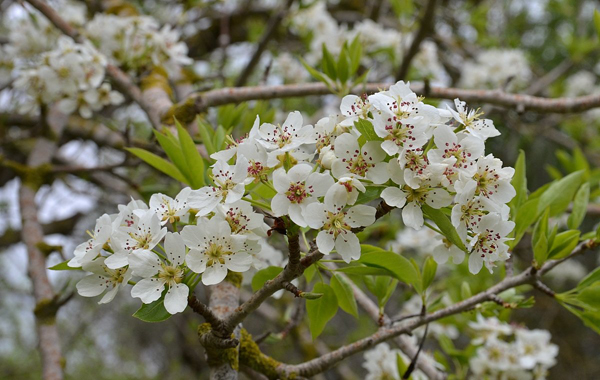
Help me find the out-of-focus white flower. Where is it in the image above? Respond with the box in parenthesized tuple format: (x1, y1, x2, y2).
(460, 49, 531, 90)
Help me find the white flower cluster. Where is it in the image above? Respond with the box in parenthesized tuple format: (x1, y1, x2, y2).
(337, 82, 516, 273)
(362, 343, 427, 380)
(70, 188, 269, 314)
(289, 2, 446, 83)
(85, 14, 192, 75)
(4, 1, 87, 58)
(71, 80, 516, 314)
(460, 49, 532, 90)
(13, 37, 124, 117)
(469, 315, 559, 379)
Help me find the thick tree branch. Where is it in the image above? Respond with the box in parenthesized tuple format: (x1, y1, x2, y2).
(172, 82, 600, 122)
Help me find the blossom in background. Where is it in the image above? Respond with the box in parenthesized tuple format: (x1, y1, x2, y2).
(468, 315, 558, 379)
(460, 49, 531, 90)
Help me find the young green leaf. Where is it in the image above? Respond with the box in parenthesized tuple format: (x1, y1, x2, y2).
(321, 44, 337, 80)
(422, 204, 467, 252)
(349, 35, 362, 75)
(567, 183, 590, 230)
(337, 45, 350, 84)
(330, 273, 358, 318)
(509, 197, 540, 248)
(508, 150, 527, 213)
(548, 230, 580, 259)
(422, 256, 438, 290)
(461, 281, 472, 300)
(354, 119, 382, 141)
(358, 245, 420, 286)
(196, 117, 217, 157)
(126, 148, 188, 184)
(537, 170, 585, 217)
(532, 208, 550, 266)
(175, 121, 205, 189)
(48, 260, 82, 271)
(306, 282, 338, 339)
(251, 266, 283, 292)
(335, 265, 395, 276)
(133, 294, 172, 323)
(153, 129, 192, 183)
(578, 267, 600, 289)
(595, 10, 600, 40)
(300, 57, 333, 89)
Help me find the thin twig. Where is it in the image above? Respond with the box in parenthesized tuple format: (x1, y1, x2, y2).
(235, 0, 294, 87)
(397, 0, 438, 80)
(24, 0, 162, 129)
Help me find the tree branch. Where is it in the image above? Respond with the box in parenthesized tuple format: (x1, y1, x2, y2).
(24, 0, 163, 129)
(323, 263, 446, 380)
(172, 82, 600, 122)
(273, 240, 599, 378)
(397, 0, 438, 80)
(234, 0, 294, 87)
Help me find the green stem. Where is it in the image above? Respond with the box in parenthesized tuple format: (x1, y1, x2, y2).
(242, 196, 272, 211)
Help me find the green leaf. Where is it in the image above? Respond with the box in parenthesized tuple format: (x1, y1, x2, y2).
(422, 204, 467, 252)
(48, 260, 81, 271)
(304, 263, 317, 283)
(537, 170, 585, 217)
(300, 57, 332, 88)
(577, 283, 600, 310)
(396, 353, 409, 379)
(337, 45, 349, 83)
(330, 274, 358, 317)
(133, 294, 172, 323)
(567, 183, 590, 230)
(306, 282, 338, 339)
(214, 125, 228, 151)
(176, 121, 205, 189)
(578, 267, 600, 289)
(251, 266, 283, 292)
(335, 265, 394, 276)
(548, 230, 580, 259)
(358, 245, 420, 286)
(196, 117, 216, 157)
(153, 129, 192, 183)
(354, 119, 382, 141)
(594, 10, 600, 39)
(126, 148, 188, 184)
(461, 281, 472, 300)
(380, 278, 399, 308)
(355, 186, 384, 205)
(422, 256, 438, 290)
(532, 208, 550, 266)
(321, 44, 337, 80)
(509, 197, 540, 249)
(349, 37, 362, 74)
(508, 150, 527, 213)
